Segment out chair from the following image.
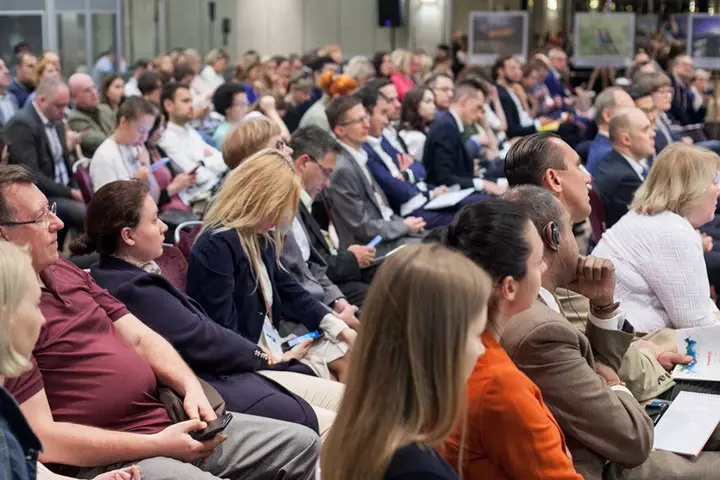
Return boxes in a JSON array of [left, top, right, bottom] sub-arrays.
[[156, 244, 189, 292], [175, 221, 203, 259], [588, 186, 607, 245], [72, 157, 94, 203]]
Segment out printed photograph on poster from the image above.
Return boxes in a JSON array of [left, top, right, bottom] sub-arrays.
[[573, 13, 635, 67], [468, 11, 528, 65], [666, 14, 690, 41], [635, 14, 658, 50], [689, 14, 720, 68]]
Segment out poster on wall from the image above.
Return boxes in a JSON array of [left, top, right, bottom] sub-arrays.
[[468, 11, 528, 65], [573, 13, 635, 68], [635, 14, 658, 51], [688, 14, 720, 69]]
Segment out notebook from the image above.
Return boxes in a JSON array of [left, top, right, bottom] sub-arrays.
[[653, 391, 720, 456], [671, 325, 720, 382], [424, 188, 474, 211]]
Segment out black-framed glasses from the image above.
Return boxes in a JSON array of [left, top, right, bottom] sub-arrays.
[[340, 114, 370, 127], [276, 138, 288, 150], [308, 155, 333, 179], [0, 202, 57, 229]]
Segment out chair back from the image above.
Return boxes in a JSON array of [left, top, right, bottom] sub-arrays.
[[175, 221, 203, 259], [588, 186, 607, 244], [156, 244, 189, 292], [72, 158, 94, 203]]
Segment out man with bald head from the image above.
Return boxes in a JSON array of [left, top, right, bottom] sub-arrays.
[[593, 107, 656, 228], [67, 73, 116, 157], [5, 76, 86, 234], [586, 87, 635, 174]]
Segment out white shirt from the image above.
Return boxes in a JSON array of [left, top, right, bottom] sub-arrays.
[[449, 109, 486, 192], [90, 137, 160, 202], [0, 93, 17, 123], [337, 140, 395, 221], [505, 87, 537, 128], [199, 65, 225, 93], [159, 122, 227, 180], [124, 77, 141, 97], [592, 210, 719, 332], [290, 190, 315, 262], [619, 152, 647, 181], [399, 129, 427, 162], [383, 125, 406, 154]]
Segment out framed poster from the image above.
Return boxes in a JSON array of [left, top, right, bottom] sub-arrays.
[[468, 11, 528, 65], [688, 14, 720, 69], [573, 12, 635, 68]]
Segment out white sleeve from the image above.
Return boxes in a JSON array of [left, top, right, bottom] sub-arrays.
[[319, 313, 349, 341], [158, 131, 194, 172], [399, 130, 426, 162], [190, 129, 227, 176], [89, 146, 126, 192]]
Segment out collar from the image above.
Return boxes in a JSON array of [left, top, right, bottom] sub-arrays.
[[449, 109, 464, 133], [111, 255, 162, 274], [539, 287, 561, 314], [598, 129, 609, 138], [366, 136, 382, 148], [166, 121, 189, 133], [299, 188, 313, 212], [550, 67, 562, 80], [337, 140, 368, 167], [673, 73, 686, 88], [33, 101, 51, 125], [618, 151, 646, 178]]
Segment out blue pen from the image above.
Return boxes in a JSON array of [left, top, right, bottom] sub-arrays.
[[151, 158, 171, 171], [367, 235, 383, 248]]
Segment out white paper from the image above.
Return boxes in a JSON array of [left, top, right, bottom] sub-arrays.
[[424, 188, 474, 210], [672, 325, 720, 382], [653, 391, 720, 456]]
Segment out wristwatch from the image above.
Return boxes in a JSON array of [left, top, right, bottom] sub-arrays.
[[590, 301, 620, 317]]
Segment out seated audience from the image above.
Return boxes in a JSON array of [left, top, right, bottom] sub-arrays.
[[495, 55, 548, 139], [198, 49, 229, 94], [0, 58, 19, 127], [586, 87, 635, 174], [222, 116, 291, 170], [124, 59, 153, 97], [669, 55, 706, 125], [424, 78, 503, 194], [0, 240, 142, 480], [427, 72, 455, 112], [68, 73, 116, 158], [137, 71, 163, 106], [371, 51, 394, 79], [298, 72, 357, 132], [5, 77, 86, 235], [90, 96, 160, 200], [691, 68, 711, 113], [100, 74, 125, 112], [324, 95, 425, 254], [344, 56, 376, 88], [187, 150, 357, 381], [544, 48, 573, 108], [364, 78, 405, 153], [0, 164, 320, 479], [389, 49, 418, 101], [437, 199, 580, 479], [593, 107, 656, 228], [284, 69, 315, 133], [398, 85, 436, 161], [212, 83, 249, 150], [9, 53, 36, 108], [321, 243, 491, 480], [593, 144, 720, 331], [460, 78, 505, 174]]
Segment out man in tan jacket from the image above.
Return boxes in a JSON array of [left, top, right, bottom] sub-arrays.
[[67, 73, 116, 158]]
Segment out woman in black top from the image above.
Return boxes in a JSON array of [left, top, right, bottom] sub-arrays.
[[320, 244, 492, 479]]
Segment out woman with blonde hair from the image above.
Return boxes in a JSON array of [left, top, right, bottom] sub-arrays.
[[32, 58, 59, 88], [222, 116, 289, 170], [593, 143, 720, 331], [187, 149, 357, 381], [321, 243, 491, 480], [298, 72, 358, 132], [0, 241, 140, 480], [390, 49, 420, 101]]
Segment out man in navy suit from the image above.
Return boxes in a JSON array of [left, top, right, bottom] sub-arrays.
[[8, 52, 36, 109], [545, 49, 573, 109], [593, 107, 656, 228], [586, 87, 635, 175], [668, 55, 706, 126], [423, 78, 504, 195], [0, 58, 19, 127]]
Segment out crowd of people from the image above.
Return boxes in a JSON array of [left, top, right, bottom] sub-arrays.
[[0, 35, 720, 480]]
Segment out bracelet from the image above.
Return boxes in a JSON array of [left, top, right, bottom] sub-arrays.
[[606, 380, 626, 388], [590, 301, 620, 317]]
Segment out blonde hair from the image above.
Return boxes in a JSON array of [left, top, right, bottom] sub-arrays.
[[0, 241, 35, 377], [321, 243, 492, 480], [222, 117, 281, 169], [632, 143, 720, 216], [201, 149, 300, 286], [33, 59, 57, 87], [391, 49, 415, 77]]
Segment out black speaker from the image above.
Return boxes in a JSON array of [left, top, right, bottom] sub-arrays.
[[222, 17, 231, 34], [378, 0, 404, 28], [208, 1, 216, 22]]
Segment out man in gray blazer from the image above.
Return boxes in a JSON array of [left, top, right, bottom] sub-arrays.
[[324, 95, 425, 256], [503, 185, 720, 479]]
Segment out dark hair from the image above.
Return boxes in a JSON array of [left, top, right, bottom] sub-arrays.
[[115, 96, 155, 126], [173, 64, 195, 83], [453, 78, 484, 103], [504, 133, 567, 187], [428, 198, 531, 283], [69, 180, 149, 256], [491, 55, 514, 81], [132, 58, 151, 71], [624, 84, 652, 101], [354, 87, 382, 113], [364, 77, 392, 93], [400, 85, 432, 132], [309, 55, 335, 73], [160, 82, 189, 118], [272, 55, 288, 65], [100, 73, 124, 105], [371, 51, 389, 78], [147, 106, 165, 143], [13, 52, 30, 68], [290, 125, 340, 161], [0, 165, 36, 224], [427, 71, 453, 89], [138, 71, 162, 96], [326, 95, 363, 131], [212, 83, 246, 116]]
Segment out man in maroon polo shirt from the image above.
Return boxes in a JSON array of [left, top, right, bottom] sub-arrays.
[[0, 165, 320, 479]]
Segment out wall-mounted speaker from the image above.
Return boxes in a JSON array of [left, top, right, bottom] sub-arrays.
[[208, 1, 216, 22], [377, 0, 404, 28]]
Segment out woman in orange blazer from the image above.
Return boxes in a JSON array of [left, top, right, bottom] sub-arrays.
[[433, 199, 582, 480]]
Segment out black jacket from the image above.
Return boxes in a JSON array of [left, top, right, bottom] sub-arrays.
[[593, 148, 644, 228]]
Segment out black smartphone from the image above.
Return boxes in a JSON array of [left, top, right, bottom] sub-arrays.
[[190, 412, 233, 441], [281, 330, 323, 352], [645, 400, 670, 426], [190, 161, 205, 174]]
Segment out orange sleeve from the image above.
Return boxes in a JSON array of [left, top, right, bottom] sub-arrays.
[[477, 375, 583, 480]]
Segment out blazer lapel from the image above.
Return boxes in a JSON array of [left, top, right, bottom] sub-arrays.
[[340, 147, 384, 214], [29, 106, 57, 163], [299, 203, 331, 253]]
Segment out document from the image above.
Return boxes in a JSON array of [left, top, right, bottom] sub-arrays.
[[672, 325, 720, 382], [653, 391, 720, 456], [424, 188, 474, 211]]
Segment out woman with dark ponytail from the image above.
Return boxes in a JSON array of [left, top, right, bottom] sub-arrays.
[[432, 199, 582, 479]]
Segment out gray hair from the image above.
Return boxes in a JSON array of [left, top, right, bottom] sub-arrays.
[[593, 87, 623, 125], [0, 165, 36, 224], [35, 75, 67, 100], [345, 56, 376, 83], [503, 185, 566, 241], [608, 106, 638, 143], [289, 125, 340, 162]]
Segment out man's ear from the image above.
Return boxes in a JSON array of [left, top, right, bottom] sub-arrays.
[[499, 276, 517, 303], [542, 168, 563, 195]]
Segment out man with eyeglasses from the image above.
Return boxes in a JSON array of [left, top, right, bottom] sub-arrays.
[[364, 78, 406, 154], [5, 75, 86, 242], [67, 73, 116, 158], [428, 72, 455, 112]]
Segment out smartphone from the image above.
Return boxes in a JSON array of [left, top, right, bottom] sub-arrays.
[[281, 330, 324, 352], [645, 400, 671, 426], [190, 412, 233, 441], [367, 235, 383, 248], [190, 161, 205, 174]]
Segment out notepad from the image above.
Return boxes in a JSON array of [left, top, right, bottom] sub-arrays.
[[671, 325, 720, 382], [653, 391, 720, 456], [424, 188, 474, 210]]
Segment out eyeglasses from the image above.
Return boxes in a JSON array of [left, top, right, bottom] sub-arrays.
[[276, 138, 288, 150], [0, 202, 57, 229], [654, 87, 673, 96], [340, 114, 370, 126], [308, 155, 333, 179]]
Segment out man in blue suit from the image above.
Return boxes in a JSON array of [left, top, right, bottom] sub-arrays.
[[544, 49, 573, 111], [8, 52, 36, 109], [593, 107, 656, 228], [587, 87, 635, 175], [424, 78, 504, 195], [668, 55, 706, 126]]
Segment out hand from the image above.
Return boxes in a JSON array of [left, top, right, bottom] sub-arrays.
[[136, 147, 150, 167], [334, 301, 361, 330], [66, 129, 85, 151], [595, 361, 621, 385], [404, 216, 426, 233], [472, 131, 489, 146], [152, 419, 227, 463], [431, 185, 449, 199], [566, 256, 616, 310], [347, 245, 376, 267], [135, 166, 150, 182], [281, 339, 312, 362], [203, 148, 213, 158], [554, 95, 563, 108], [339, 328, 357, 347], [71, 188, 84, 202], [488, 85, 499, 102], [396, 153, 414, 171], [258, 95, 277, 114], [168, 172, 197, 196], [183, 381, 218, 422], [93, 466, 141, 480], [681, 136, 695, 145], [482, 181, 505, 196], [701, 232, 714, 252], [658, 351, 694, 371]]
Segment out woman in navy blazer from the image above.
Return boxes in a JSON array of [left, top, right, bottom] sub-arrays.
[[70, 179, 349, 435], [187, 149, 357, 382]]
